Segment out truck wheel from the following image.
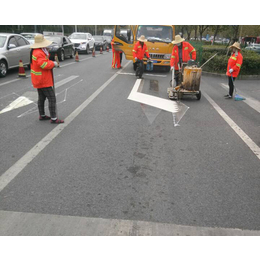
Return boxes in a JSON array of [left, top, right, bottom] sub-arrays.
[[196, 91, 201, 100]]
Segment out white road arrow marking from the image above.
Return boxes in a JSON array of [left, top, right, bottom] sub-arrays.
[[0, 96, 33, 114]]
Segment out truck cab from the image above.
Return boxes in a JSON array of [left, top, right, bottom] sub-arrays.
[[113, 25, 175, 71]]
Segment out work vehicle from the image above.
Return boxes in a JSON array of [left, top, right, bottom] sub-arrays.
[[113, 25, 175, 72], [45, 35, 75, 61], [68, 32, 95, 54], [0, 33, 31, 78], [93, 36, 107, 51]]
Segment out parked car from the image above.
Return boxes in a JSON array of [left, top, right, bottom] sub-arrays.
[[245, 44, 260, 54], [68, 32, 95, 54], [93, 35, 107, 50], [103, 35, 112, 48], [20, 33, 39, 44], [45, 35, 75, 61], [0, 33, 31, 78]]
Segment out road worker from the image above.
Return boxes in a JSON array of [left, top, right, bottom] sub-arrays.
[[225, 42, 243, 99], [111, 38, 122, 69], [132, 35, 151, 78], [30, 34, 64, 124], [170, 35, 196, 86]]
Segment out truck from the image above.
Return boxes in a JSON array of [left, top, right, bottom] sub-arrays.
[[113, 25, 175, 72]]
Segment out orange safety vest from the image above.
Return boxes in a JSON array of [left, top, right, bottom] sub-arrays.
[[170, 42, 196, 69], [30, 49, 55, 89], [132, 41, 150, 60], [226, 51, 243, 78]]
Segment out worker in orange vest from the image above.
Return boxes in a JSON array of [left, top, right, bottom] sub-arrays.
[[132, 35, 151, 78], [30, 34, 64, 124], [225, 42, 243, 98], [170, 35, 196, 86], [111, 38, 122, 69]]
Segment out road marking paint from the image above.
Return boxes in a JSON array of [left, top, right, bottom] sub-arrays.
[[118, 72, 167, 78], [128, 79, 179, 113], [0, 78, 20, 87], [0, 61, 131, 193], [203, 91, 260, 160], [221, 83, 260, 114], [0, 210, 259, 235], [55, 75, 79, 89], [0, 96, 33, 114]]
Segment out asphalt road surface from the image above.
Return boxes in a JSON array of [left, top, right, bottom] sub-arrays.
[[0, 51, 259, 235]]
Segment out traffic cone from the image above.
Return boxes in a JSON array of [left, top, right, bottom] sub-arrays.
[[54, 54, 60, 67], [75, 51, 79, 62], [100, 47, 103, 54], [18, 60, 26, 77], [92, 48, 96, 57], [106, 46, 109, 52]]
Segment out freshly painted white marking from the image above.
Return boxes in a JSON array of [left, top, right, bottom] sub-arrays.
[[55, 75, 79, 88], [0, 210, 259, 236], [221, 83, 260, 114], [118, 72, 167, 78], [0, 62, 131, 193], [203, 91, 260, 160], [0, 96, 33, 114], [128, 79, 179, 113]]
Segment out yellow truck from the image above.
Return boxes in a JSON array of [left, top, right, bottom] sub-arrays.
[[113, 25, 175, 71]]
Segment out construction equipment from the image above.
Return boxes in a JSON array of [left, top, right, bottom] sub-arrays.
[[167, 53, 218, 100]]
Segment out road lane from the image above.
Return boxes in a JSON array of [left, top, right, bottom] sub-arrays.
[[0, 53, 259, 234]]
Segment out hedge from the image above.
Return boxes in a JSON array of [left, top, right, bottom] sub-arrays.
[[200, 46, 260, 75]]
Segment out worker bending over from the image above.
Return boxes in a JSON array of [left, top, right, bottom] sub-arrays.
[[132, 35, 151, 77], [111, 38, 122, 69], [170, 35, 196, 86]]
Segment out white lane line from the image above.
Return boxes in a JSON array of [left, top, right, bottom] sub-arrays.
[[128, 79, 179, 113], [203, 91, 260, 160], [55, 75, 79, 88], [0, 61, 131, 193], [118, 72, 167, 78], [0, 78, 21, 87], [221, 83, 260, 114], [0, 210, 259, 236]]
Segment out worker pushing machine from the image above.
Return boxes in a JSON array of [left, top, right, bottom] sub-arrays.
[[132, 35, 151, 78], [111, 38, 122, 69], [170, 35, 196, 86]]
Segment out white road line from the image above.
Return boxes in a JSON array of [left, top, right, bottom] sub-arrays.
[[221, 83, 260, 114], [118, 72, 167, 78], [0, 78, 20, 87], [0, 210, 259, 235], [128, 79, 179, 113], [0, 61, 131, 193], [203, 91, 260, 160]]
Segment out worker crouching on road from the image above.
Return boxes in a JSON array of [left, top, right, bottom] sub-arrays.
[[170, 35, 196, 86], [30, 34, 64, 124], [132, 35, 151, 77], [111, 38, 122, 69], [225, 42, 243, 99]]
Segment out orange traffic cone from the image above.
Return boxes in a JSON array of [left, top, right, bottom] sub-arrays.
[[54, 54, 60, 67], [100, 47, 103, 54], [106, 46, 109, 52], [18, 60, 26, 77], [75, 51, 79, 62], [92, 48, 96, 57]]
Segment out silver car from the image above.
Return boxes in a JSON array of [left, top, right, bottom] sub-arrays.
[[0, 33, 31, 78]]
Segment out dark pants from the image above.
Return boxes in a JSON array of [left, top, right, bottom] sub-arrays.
[[175, 70, 182, 86], [136, 60, 144, 78], [228, 76, 236, 96], [37, 87, 57, 118]]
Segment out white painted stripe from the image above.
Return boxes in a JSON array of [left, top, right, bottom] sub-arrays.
[[128, 79, 179, 113], [0, 96, 33, 114], [221, 83, 260, 113], [0, 78, 20, 87], [0, 210, 259, 236], [203, 91, 260, 160], [0, 61, 131, 193], [118, 72, 167, 78], [55, 75, 79, 88]]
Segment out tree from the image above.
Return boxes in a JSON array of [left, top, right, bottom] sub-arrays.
[[198, 25, 210, 40]]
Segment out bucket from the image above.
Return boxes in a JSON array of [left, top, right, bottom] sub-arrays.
[[146, 60, 153, 71]]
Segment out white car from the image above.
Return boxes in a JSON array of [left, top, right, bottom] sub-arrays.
[[0, 33, 31, 77], [68, 32, 95, 54]]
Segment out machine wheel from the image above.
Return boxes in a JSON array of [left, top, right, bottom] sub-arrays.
[[196, 90, 201, 100], [0, 60, 7, 78]]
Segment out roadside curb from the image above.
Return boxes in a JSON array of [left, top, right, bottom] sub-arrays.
[[202, 71, 260, 80]]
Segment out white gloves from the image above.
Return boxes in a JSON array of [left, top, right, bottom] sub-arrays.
[[171, 66, 174, 71], [135, 57, 137, 61], [229, 68, 233, 74], [53, 61, 59, 67]]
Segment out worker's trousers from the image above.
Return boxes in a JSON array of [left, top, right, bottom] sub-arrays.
[[228, 76, 236, 96], [112, 51, 121, 68]]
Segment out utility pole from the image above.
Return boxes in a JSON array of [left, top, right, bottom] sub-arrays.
[[75, 25, 77, 33], [95, 25, 97, 35]]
